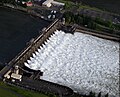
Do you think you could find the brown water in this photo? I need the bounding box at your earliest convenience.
[0,7,50,65]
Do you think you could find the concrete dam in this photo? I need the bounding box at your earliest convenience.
[0,15,74,96]
[1,6,118,97]
[0,18,61,76]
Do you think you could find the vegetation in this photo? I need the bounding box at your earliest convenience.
[0,81,56,97]
[63,11,120,35]
[57,0,120,36]
[0,88,17,97]
[58,0,120,35]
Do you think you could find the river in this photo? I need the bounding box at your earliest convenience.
[0,7,50,65]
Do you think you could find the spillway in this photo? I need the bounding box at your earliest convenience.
[25,30,119,97]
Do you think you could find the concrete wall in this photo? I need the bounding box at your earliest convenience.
[15,19,61,65]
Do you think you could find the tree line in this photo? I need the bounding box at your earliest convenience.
[63,11,120,35]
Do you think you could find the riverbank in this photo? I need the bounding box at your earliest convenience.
[0,81,53,97]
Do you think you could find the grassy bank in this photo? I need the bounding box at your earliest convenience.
[0,88,17,97]
[0,81,56,97]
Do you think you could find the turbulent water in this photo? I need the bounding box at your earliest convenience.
[25,30,119,97]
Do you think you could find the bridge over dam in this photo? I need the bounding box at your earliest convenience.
[0,18,62,79]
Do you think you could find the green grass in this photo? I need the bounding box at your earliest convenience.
[0,88,17,97]
[0,81,51,97]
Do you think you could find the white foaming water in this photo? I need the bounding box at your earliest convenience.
[25,30,119,97]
